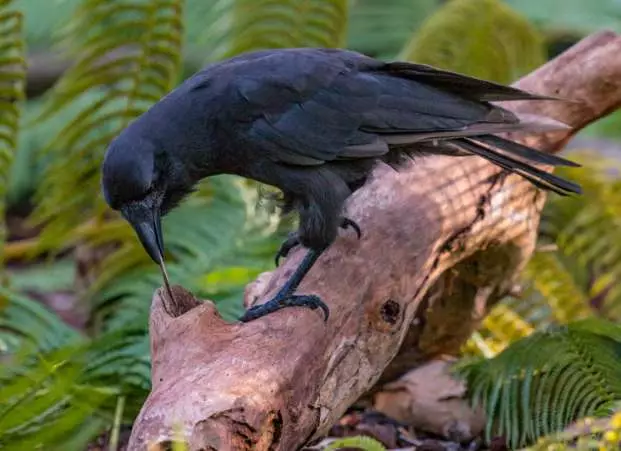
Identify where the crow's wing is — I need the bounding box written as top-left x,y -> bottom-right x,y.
213,49 -> 578,194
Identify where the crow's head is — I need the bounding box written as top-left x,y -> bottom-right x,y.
102,133 -> 169,265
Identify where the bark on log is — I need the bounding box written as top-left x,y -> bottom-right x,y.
128,31 -> 621,451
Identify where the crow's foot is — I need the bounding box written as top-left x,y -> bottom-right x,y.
239,294 -> 329,322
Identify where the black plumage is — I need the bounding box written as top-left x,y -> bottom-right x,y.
101,48 -> 581,322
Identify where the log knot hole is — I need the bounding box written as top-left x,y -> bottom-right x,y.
380,300 -> 401,324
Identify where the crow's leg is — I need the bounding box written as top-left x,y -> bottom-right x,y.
274,217 -> 361,266
246,166 -> 353,322
240,248 -> 328,322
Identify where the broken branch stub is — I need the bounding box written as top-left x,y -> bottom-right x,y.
128,31 -> 621,451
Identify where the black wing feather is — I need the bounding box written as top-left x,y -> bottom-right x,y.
380,61 -> 561,102
239,49 -> 527,163
228,48 -> 579,195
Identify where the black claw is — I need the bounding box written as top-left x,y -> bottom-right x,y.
340,217 -> 362,239
288,294 -> 329,322
240,294 -> 330,322
274,233 -> 301,266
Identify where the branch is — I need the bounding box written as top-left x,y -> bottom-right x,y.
128,31 -> 621,451
371,30 -> 621,395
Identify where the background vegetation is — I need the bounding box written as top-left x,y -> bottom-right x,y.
1,0 -> 621,449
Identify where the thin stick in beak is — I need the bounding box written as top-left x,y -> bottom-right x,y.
158,258 -> 175,303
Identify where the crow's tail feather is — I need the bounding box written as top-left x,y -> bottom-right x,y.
472,134 -> 579,168
452,138 -> 582,196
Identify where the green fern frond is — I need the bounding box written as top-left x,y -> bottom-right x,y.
0,288 -> 150,448
0,284 -> 81,352
465,287 -> 560,358
216,0 -> 349,59
0,0 -> 25,267
455,319 -> 621,448
483,303 -> 535,343
399,0 -> 546,84
538,153 -> 621,320
464,303 -> 535,357
324,435 -> 387,451
523,251 -> 592,323
30,0 -> 184,252
0,342 -> 141,450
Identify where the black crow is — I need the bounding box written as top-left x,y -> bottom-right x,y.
101,48 -> 581,323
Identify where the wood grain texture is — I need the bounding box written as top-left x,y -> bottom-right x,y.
128,31 -> 621,451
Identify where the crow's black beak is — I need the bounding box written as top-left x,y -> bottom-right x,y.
130,213 -> 165,265
123,204 -> 175,301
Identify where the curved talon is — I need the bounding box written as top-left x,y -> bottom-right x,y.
340,217 -> 362,239
289,294 -> 330,322
275,233 -> 301,266
240,294 -> 329,322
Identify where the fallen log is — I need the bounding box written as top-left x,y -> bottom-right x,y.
128,31 -> 621,451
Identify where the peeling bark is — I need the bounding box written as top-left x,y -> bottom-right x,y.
128,31 -> 621,451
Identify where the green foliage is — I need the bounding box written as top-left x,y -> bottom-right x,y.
0,0 -> 25,267
464,304 -> 535,357
0,285 -> 149,450
550,156 -> 621,321
324,435 -> 387,451
2,0 -> 621,449
347,0 -> 439,58
455,319 -> 621,448
400,0 -> 546,84
14,0 -> 79,51
581,110 -> 621,141
505,0 -> 621,35
522,252 -> 592,323
215,0 -> 349,59
30,0 -> 184,253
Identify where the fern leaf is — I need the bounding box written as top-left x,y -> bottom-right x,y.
455,319 -> 621,448
541,153 -> 621,320
30,0 -> 184,252
216,0 -> 349,59
0,285 -> 80,352
0,288 -> 150,447
399,0 -> 546,84
464,303 -> 535,357
0,0 -> 25,268
523,252 -> 592,323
